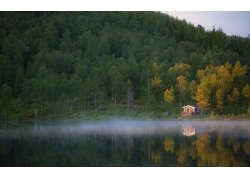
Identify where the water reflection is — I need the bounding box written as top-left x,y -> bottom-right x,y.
182,126 -> 195,136
0,119 -> 250,166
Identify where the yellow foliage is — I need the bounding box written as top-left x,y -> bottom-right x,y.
242,84 -> 250,100
168,63 -> 191,77
224,61 -> 233,73
151,151 -> 162,163
189,146 -> 196,160
177,145 -> 187,164
228,138 -> 240,153
194,134 -> 211,162
152,62 -> 159,72
216,89 -> 224,112
127,79 -> 133,90
176,75 -> 187,98
216,135 -> 224,151
227,87 -> 240,107
205,64 -> 219,74
151,76 -> 162,88
232,61 -> 248,79
196,69 -> 205,82
243,141 -> 250,156
192,81 -> 210,114
218,63 -> 233,92
218,149 -> 234,167
189,80 -> 197,96
209,73 -> 218,90
163,87 -> 175,105
164,137 -> 175,153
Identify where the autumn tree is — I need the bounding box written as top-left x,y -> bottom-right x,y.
196,69 -> 205,82
242,84 -> 250,115
217,62 -> 233,93
232,61 -> 248,91
192,80 -> 210,115
176,75 -> 188,106
163,86 -> 175,111
167,63 -> 191,79
208,73 -> 218,102
227,87 -> 240,107
242,84 -> 250,100
216,88 -> 224,113
189,80 -> 197,104
150,76 -> 162,103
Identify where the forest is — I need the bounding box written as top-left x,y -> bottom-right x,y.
0,11 -> 250,119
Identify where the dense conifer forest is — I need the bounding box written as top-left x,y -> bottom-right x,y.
0,11 -> 250,118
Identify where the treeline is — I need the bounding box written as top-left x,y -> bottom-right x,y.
0,12 -> 250,118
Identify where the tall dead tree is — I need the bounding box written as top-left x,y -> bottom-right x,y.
126,79 -> 134,110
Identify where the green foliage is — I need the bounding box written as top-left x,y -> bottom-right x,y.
0,12 -> 249,118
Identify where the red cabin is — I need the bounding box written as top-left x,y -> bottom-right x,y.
181,105 -> 200,116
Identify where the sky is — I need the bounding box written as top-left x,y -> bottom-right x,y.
2,1 -> 250,38
165,11 -> 250,38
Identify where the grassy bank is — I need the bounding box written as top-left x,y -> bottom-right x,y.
1,99 -> 250,121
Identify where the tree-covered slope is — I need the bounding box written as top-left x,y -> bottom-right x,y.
0,11 -> 250,118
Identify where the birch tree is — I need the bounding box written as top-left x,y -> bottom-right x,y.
163,86 -> 175,111
126,79 -> 134,110
192,80 -> 210,115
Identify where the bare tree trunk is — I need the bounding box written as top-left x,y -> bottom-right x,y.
111,86 -> 113,101
34,107 -> 38,118
4,107 -> 6,119
94,93 -> 96,108
78,99 -> 81,113
127,88 -> 133,110
114,87 -> 117,107
70,99 -> 72,114
144,99 -> 147,113
127,90 -> 129,110
148,79 -> 150,103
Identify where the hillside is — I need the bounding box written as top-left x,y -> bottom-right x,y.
0,11 -> 250,118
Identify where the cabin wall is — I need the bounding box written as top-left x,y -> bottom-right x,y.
182,106 -> 199,116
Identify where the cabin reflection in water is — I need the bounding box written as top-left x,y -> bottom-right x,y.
182,126 -> 195,136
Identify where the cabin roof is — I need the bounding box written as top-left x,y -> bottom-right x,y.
182,105 -> 198,108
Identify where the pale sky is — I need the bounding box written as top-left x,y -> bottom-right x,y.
165,11 -> 250,38
2,1 -> 250,38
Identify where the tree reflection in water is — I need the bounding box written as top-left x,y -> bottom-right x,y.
1,121 -> 250,166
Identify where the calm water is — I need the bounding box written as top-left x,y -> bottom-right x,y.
1,119 -> 250,167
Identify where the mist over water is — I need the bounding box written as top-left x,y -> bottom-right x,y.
2,119 -> 250,166
2,119 -> 250,137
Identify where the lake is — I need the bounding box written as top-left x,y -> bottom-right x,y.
1,119 -> 250,166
